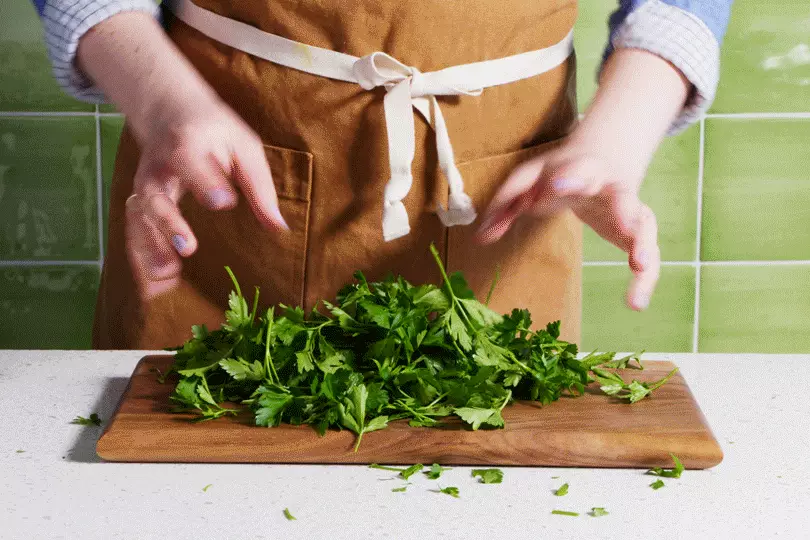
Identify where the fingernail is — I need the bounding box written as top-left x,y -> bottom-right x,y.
553,178 -> 585,192
171,234 -> 186,253
633,291 -> 650,310
270,206 -> 290,230
207,188 -> 233,209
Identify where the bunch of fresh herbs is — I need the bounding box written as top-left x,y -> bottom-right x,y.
166,245 -> 675,450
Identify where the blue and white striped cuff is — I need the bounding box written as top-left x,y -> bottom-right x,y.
609,0 -> 720,134
43,0 -> 161,104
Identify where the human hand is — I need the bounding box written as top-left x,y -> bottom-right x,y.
124,95 -> 288,300
475,137 -> 659,311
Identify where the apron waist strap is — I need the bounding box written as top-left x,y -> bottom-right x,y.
167,0 -> 574,241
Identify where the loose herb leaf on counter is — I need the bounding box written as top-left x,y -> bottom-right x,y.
438,486 -> 459,498
554,483 -> 569,496
392,485 -> 409,492
647,453 -> 685,478
590,507 -> 609,517
424,463 -> 450,480
400,463 -> 424,480
650,479 -> 665,490
166,244 -> 673,450
202,484 -> 212,492
71,413 -> 102,426
471,468 -> 504,484
552,510 -> 579,517
283,508 -> 296,521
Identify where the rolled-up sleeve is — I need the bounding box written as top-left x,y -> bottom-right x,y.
605,0 -> 734,133
38,0 -> 161,103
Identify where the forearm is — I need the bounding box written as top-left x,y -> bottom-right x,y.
571,48 -> 689,181
76,11 -> 218,143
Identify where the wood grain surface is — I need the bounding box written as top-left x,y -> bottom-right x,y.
96,356 -> 723,468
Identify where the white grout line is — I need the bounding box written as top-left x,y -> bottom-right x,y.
94,105 -> 105,270
705,112 -> 810,119
692,119 -> 706,353
0,260 -> 101,267
0,111 -> 124,118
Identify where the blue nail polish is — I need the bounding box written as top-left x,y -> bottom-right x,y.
172,234 -> 186,253
553,178 -> 583,191
637,249 -> 649,268
207,188 -> 231,209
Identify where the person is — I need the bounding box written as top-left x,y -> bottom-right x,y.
32,0 -> 733,349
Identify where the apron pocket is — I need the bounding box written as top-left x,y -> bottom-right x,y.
182,143 -> 314,309
445,137 -> 582,338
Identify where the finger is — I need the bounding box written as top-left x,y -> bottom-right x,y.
142,192 -> 199,257
164,135 -> 238,211
126,198 -> 183,300
626,203 -> 661,311
231,136 -> 289,231
475,157 -> 547,244
547,156 -> 610,198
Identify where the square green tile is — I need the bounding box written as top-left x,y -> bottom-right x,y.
0,1 -> 92,112
0,117 -> 99,260
574,0 -> 615,109
582,265 -> 695,352
0,266 -> 99,349
100,116 -> 126,247
699,265 -> 810,353
713,0 -> 810,113
584,123 -> 699,262
702,119 -> 810,261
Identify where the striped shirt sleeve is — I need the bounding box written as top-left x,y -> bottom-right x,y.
41,0 -> 161,103
606,0 -> 734,133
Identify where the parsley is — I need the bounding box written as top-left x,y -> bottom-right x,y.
71,413 -> 102,426
554,483 -> 569,496
15,450 -> 25,454
369,463 -> 405,472
399,463 -> 424,480
283,508 -> 296,521
650,479 -> 665,490
647,453 -> 685,478
551,510 -> 579,517
471,468 -> 503,484
590,507 -> 609,517
424,463 -> 450,480
167,245 -> 671,449
202,484 -> 212,492
438,486 -> 459,498
392,485 -> 409,492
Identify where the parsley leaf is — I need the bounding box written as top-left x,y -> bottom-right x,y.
590,507 -> 609,517
424,463 -> 450,480
554,483 -> 569,496
551,510 -> 579,517
283,508 -> 296,520
392,485 -> 409,492
202,484 -> 212,492
438,486 -> 459,498
71,413 -> 102,426
400,463 -> 424,480
647,453 -> 685,478
471,468 -> 503,484
650,479 -> 665,490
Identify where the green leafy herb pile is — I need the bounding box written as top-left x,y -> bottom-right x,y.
167,245 -> 675,450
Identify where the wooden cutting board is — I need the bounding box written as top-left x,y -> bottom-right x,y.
96,355 -> 723,469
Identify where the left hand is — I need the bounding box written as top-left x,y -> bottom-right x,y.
475,136 -> 659,311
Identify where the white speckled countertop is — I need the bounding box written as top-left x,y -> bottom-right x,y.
0,350 -> 808,540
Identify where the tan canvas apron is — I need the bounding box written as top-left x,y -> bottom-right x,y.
93,0 -> 582,350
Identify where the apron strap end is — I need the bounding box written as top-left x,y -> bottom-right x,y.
382,200 -> 411,241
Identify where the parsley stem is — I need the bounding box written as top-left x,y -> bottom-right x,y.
264,311 -> 280,385
485,266 -> 500,306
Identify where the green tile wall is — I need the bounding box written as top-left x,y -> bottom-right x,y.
2,1 -> 810,352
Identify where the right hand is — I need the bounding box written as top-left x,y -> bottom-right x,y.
125,96 -> 288,300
